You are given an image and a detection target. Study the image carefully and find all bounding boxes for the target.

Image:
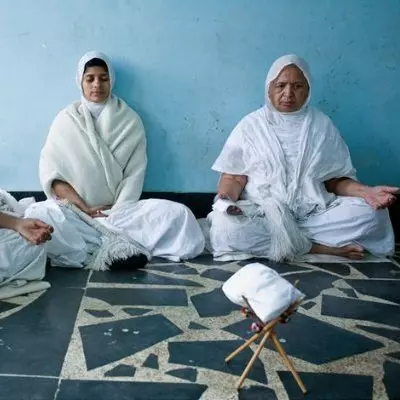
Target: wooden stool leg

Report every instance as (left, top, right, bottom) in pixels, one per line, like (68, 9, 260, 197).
(236, 329, 272, 390)
(225, 332, 261, 363)
(271, 332, 307, 394)
(225, 318, 278, 363)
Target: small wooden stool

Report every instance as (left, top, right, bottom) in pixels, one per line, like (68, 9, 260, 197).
(225, 293, 307, 394)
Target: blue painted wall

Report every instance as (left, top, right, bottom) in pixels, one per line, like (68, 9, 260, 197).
(0, 0, 399, 191)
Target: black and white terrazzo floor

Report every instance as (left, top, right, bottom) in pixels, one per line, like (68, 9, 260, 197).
(0, 251, 399, 400)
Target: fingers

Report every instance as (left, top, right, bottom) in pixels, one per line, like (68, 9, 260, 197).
(98, 205, 112, 211)
(91, 209, 107, 218)
(33, 220, 54, 233)
(346, 244, 365, 260)
(377, 195, 397, 209)
(26, 234, 44, 245)
(93, 212, 107, 218)
(33, 230, 52, 244)
(87, 205, 112, 218)
(29, 225, 53, 244)
(388, 195, 397, 204)
(30, 219, 53, 234)
(367, 194, 397, 210)
(378, 186, 400, 194)
(349, 251, 364, 260)
(348, 244, 364, 252)
(33, 220, 50, 229)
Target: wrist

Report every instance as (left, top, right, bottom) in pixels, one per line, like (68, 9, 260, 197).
(0, 213, 19, 231)
(80, 205, 90, 214)
(215, 193, 234, 202)
(9, 215, 21, 232)
(70, 200, 88, 213)
(357, 184, 370, 199)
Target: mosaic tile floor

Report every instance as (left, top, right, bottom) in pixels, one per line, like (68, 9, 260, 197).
(0, 253, 399, 400)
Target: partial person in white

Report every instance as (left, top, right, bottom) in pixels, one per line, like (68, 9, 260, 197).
(28, 51, 204, 270)
(207, 54, 396, 262)
(0, 190, 52, 298)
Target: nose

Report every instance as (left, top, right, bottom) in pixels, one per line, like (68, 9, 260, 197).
(283, 84, 294, 98)
(92, 77, 102, 88)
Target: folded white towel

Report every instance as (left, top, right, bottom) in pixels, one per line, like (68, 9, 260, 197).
(222, 262, 305, 323)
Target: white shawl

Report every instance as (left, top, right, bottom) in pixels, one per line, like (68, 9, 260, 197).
(0, 190, 24, 216)
(0, 190, 36, 217)
(212, 55, 356, 261)
(39, 95, 147, 209)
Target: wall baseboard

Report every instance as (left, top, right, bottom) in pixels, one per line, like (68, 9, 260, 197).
(10, 191, 400, 241)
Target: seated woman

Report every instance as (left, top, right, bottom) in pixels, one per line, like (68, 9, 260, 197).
(207, 54, 396, 262)
(30, 51, 204, 270)
(0, 190, 52, 299)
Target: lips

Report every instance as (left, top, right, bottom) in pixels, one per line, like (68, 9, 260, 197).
(281, 102, 295, 107)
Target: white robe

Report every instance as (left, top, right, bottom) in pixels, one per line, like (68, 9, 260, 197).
(0, 191, 49, 300)
(40, 96, 146, 208)
(38, 96, 204, 266)
(207, 55, 394, 261)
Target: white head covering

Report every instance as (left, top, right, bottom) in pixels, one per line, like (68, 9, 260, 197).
(76, 51, 115, 119)
(265, 54, 311, 113)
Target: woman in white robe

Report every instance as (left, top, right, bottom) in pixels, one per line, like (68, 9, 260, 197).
(30, 51, 204, 270)
(0, 190, 52, 299)
(207, 54, 396, 262)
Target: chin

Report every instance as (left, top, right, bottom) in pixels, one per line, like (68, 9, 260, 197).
(91, 97, 106, 103)
(279, 106, 297, 113)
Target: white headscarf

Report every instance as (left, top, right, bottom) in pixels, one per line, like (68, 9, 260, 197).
(265, 54, 311, 114)
(76, 51, 115, 119)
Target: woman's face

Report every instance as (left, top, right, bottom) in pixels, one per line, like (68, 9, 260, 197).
(268, 65, 309, 112)
(81, 66, 110, 103)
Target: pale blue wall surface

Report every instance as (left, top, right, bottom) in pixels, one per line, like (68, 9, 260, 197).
(0, 0, 399, 191)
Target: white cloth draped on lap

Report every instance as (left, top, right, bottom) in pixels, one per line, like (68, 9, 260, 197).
(101, 199, 205, 261)
(208, 195, 394, 261)
(26, 198, 205, 268)
(0, 190, 48, 299)
(39, 95, 147, 208)
(25, 200, 101, 268)
(25, 199, 150, 270)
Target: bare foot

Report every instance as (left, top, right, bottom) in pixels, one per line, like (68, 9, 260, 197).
(310, 243, 364, 260)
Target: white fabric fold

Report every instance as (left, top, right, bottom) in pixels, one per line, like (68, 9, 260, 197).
(0, 189, 25, 216)
(0, 191, 49, 298)
(212, 198, 236, 213)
